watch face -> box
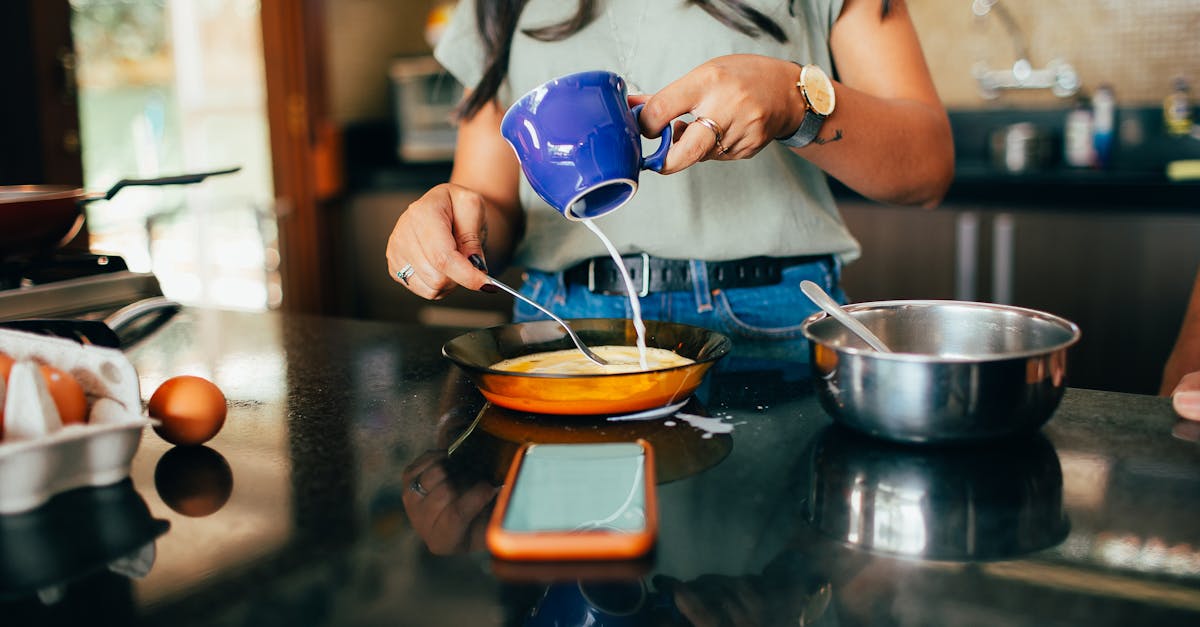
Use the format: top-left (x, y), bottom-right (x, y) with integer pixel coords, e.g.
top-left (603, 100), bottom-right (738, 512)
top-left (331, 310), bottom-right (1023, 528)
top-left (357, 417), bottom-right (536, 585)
top-left (801, 65), bottom-right (835, 116)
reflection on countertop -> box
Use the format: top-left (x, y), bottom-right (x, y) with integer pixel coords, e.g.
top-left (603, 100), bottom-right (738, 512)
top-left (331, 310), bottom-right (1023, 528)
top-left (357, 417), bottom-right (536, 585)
top-left (805, 427), bottom-right (1069, 562)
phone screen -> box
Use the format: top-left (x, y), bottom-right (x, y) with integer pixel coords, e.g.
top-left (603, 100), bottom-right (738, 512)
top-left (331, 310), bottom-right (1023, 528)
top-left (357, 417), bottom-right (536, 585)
top-left (502, 442), bottom-right (647, 533)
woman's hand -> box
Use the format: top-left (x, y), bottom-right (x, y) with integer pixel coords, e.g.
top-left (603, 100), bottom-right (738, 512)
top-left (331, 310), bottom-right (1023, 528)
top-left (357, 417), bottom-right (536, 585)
top-left (386, 183), bottom-right (495, 300)
top-left (1172, 372), bottom-right (1200, 420)
top-left (636, 54), bottom-right (807, 173)
top-left (385, 95), bottom-right (522, 300)
top-left (1162, 267), bottom-right (1200, 420)
top-left (402, 450), bottom-right (498, 555)
top-left (639, 0), bottom-right (954, 208)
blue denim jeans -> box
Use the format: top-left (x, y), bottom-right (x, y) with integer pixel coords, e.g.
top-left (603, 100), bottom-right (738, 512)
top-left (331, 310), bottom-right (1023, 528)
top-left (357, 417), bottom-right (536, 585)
top-left (512, 257), bottom-right (846, 367)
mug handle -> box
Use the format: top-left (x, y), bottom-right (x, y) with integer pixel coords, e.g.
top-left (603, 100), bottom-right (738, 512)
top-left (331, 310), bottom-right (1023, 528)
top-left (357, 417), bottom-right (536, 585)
top-left (631, 104), bottom-right (672, 173)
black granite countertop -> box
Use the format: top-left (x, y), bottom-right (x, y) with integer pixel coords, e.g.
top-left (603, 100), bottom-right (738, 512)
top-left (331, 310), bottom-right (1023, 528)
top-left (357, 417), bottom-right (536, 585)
top-left (4, 309), bottom-right (1198, 626)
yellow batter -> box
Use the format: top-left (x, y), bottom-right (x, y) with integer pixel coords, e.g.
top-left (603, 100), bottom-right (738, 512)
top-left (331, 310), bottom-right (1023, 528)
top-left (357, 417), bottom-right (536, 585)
top-left (491, 346), bottom-right (693, 375)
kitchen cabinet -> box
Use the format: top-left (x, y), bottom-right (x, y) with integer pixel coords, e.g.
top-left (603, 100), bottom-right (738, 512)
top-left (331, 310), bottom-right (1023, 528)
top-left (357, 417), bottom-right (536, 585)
top-left (839, 200), bottom-right (1200, 395)
top-left (1001, 209), bottom-right (1200, 394)
top-left (839, 200), bottom-right (961, 301)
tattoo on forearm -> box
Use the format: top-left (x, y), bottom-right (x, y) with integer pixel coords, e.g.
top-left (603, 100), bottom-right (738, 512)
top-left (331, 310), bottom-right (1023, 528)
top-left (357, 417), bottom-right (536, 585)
top-left (813, 129), bottom-right (844, 145)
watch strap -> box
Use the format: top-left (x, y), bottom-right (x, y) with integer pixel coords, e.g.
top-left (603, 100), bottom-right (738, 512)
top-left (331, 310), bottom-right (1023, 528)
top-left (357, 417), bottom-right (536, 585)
top-left (778, 110), bottom-right (826, 148)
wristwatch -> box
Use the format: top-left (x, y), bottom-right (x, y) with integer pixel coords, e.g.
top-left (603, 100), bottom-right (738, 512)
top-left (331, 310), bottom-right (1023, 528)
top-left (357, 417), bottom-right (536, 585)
top-left (778, 63), bottom-right (836, 148)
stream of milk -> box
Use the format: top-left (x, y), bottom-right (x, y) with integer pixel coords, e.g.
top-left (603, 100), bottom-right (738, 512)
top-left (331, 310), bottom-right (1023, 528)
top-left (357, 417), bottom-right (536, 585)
top-left (582, 218), bottom-right (649, 369)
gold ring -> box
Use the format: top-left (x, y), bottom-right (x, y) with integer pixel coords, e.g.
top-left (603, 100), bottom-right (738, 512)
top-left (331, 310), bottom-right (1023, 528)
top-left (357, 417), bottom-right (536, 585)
top-left (694, 116), bottom-right (728, 155)
top-left (396, 263), bottom-right (415, 285)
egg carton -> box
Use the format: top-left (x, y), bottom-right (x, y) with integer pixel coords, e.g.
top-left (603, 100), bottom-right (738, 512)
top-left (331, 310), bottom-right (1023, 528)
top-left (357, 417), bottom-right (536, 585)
top-left (0, 328), bottom-right (154, 514)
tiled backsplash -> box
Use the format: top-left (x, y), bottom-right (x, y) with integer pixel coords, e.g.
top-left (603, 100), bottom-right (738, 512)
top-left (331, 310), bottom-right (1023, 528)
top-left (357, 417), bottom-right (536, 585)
top-left (910, 0), bottom-right (1199, 108)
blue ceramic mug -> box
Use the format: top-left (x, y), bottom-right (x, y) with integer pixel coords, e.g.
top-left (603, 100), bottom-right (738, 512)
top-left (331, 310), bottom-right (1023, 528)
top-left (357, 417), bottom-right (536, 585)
top-left (501, 71), bottom-right (673, 220)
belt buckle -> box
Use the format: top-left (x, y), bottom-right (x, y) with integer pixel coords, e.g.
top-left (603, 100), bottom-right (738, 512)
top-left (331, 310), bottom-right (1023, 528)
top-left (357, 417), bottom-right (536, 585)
top-left (586, 253), bottom-right (652, 297)
top-left (637, 252), bottom-right (650, 297)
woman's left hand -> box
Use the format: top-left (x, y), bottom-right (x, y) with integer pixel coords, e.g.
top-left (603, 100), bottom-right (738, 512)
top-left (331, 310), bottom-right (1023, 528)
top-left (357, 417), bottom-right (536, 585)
top-left (1172, 371), bottom-right (1200, 420)
top-left (636, 54), bottom-right (805, 174)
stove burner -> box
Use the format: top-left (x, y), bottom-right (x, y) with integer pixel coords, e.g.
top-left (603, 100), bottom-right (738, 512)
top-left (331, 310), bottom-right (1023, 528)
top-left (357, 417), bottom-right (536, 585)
top-left (0, 254), bottom-right (129, 290)
top-left (0, 254), bottom-right (163, 322)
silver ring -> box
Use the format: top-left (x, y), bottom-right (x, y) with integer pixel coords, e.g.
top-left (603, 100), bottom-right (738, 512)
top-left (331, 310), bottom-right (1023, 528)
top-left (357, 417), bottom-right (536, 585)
top-left (396, 263), bottom-right (415, 285)
top-left (409, 476), bottom-right (429, 496)
top-left (694, 116), bottom-right (728, 155)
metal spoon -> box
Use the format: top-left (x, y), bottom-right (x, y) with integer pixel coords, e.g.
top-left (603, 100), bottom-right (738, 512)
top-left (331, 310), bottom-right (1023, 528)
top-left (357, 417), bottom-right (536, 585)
top-left (800, 280), bottom-right (893, 353)
top-left (483, 275), bottom-right (611, 366)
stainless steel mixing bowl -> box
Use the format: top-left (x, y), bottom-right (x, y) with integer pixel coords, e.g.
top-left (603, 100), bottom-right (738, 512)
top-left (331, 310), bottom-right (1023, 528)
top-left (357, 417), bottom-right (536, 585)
top-left (801, 300), bottom-right (1081, 443)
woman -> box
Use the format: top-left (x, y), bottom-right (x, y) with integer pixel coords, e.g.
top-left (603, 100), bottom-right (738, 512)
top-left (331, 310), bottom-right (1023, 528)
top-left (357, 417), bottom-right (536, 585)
top-left (1163, 266), bottom-right (1200, 420)
top-left (386, 0), bottom-right (952, 353)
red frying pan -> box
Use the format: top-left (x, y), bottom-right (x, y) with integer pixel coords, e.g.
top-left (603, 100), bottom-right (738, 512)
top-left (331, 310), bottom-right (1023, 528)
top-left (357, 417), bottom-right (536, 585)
top-left (0, 166), bottom-right (240, 259)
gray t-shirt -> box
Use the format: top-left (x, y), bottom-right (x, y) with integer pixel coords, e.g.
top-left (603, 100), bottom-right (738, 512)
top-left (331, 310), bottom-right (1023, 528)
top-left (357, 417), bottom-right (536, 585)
top-left (435, 0), bottom-right (861, 273)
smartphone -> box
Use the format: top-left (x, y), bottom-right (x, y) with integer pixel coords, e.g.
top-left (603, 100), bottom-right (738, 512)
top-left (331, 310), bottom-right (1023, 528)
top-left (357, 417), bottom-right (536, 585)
top-left (487, 440), bottom-right (657, 561)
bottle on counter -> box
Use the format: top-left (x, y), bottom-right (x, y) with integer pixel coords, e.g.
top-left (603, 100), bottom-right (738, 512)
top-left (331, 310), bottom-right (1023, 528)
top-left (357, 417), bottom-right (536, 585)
top-left (1164, 76), bottom-right (1193, 137)
top-left (1092, 84), bottom-right (1116, 168)
top-left (1064, 95), bottom-right (1095, 168)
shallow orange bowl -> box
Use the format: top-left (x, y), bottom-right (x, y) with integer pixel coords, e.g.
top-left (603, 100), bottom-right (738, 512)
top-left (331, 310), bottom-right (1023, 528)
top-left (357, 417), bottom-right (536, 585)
top-left (442, 319), bottom-right (732, 415)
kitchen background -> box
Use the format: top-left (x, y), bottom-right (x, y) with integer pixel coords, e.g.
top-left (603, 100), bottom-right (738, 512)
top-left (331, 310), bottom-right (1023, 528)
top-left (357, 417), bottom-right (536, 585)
top-left (329, 0), bottom-right (1200, 396)
top-left (3, 0), bottom-right (1199, 395)
top-left (71, 0), bottom-right (278, 311)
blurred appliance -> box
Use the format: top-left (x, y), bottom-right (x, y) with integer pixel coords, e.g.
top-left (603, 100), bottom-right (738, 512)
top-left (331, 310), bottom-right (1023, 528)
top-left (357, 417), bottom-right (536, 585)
top-left (390, 56), bottom-right (462, 162)
top-left (0, 254), bottom-right (164, 322)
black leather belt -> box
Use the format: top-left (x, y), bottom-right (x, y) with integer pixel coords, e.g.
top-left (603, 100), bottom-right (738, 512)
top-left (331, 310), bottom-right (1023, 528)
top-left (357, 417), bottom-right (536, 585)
top-left (562, 254), bottom-right (830, 296)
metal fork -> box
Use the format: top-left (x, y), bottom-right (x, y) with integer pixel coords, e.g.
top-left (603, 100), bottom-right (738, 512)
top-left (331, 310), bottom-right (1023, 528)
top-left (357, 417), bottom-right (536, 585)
top-left (484, 276), bottom-right (610, 366)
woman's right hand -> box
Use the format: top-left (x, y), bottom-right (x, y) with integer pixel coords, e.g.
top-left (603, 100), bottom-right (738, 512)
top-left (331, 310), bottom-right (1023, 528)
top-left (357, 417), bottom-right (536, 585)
top-left (386, 182), bottom-right (495, 300)
top-left (386, 95), bottom-right (522, 300)
top-left (1172, 371), bottom-right (1200, 421)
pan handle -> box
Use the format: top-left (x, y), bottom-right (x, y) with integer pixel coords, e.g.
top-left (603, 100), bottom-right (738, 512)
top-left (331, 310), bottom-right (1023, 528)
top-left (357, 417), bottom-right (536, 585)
top-left (80, 166), bottom-right (242, 205)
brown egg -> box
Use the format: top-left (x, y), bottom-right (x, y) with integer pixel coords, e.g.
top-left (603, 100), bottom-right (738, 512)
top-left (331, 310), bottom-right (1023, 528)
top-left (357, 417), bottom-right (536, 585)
top-left (40, 364), bottom-right (88, 425)
top-left (1, 354), bottom-right (88, 431)
top-left (149, 375), bottom-right (227, 446)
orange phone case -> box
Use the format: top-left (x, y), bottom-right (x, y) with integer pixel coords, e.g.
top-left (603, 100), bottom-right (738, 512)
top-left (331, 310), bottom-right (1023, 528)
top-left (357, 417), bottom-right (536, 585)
top-left (486, 440), bottom-right (658, 562)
